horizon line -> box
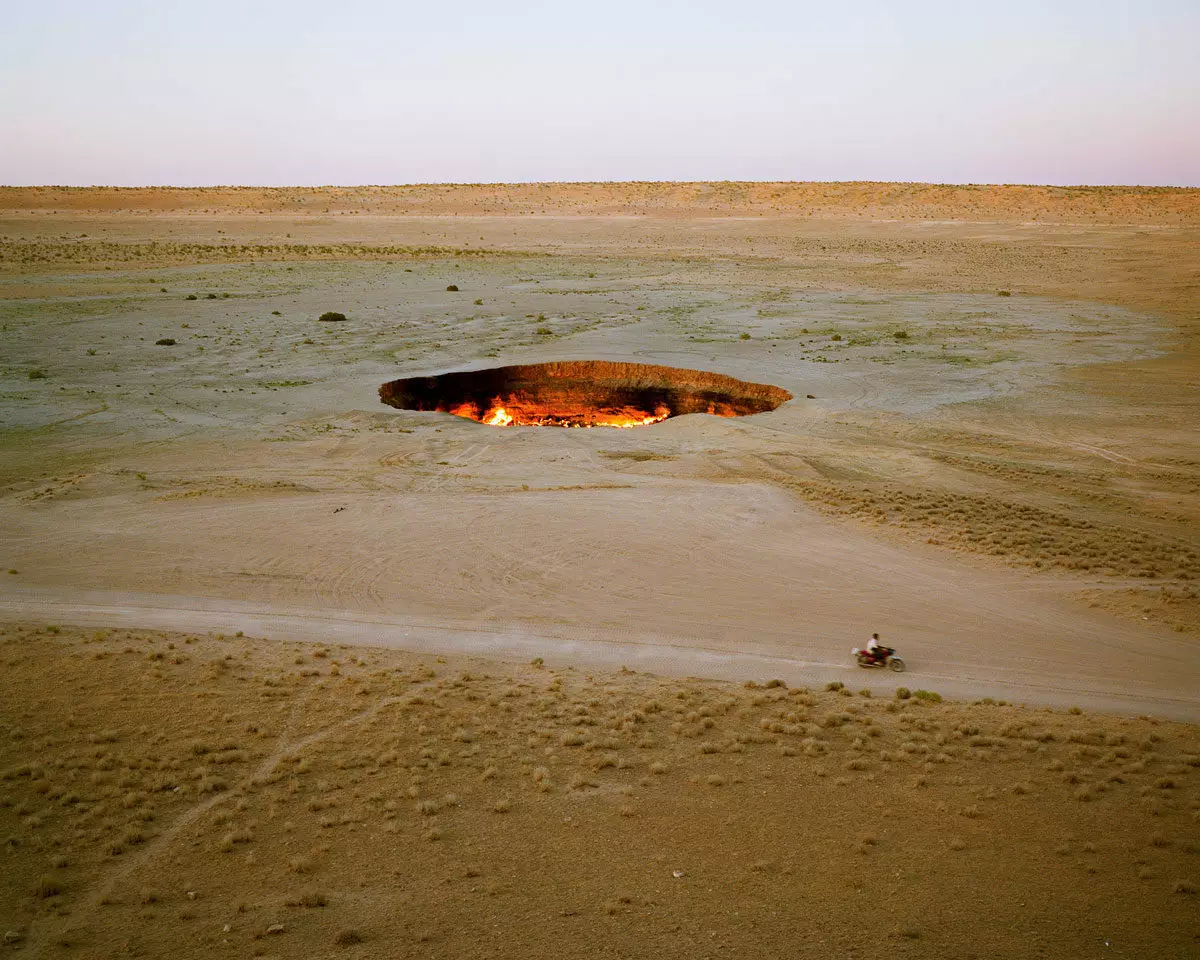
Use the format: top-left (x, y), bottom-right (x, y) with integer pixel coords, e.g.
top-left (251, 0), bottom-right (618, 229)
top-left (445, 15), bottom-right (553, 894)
top-left (3, 180), bottom-right (1198, 192)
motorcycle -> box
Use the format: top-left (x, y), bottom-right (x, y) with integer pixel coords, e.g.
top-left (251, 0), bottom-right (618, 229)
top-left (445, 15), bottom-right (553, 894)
top-left (852, 646), bottom-right (906, 672)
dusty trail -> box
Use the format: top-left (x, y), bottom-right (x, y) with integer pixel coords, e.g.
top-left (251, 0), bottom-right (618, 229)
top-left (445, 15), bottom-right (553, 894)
top-left (2, 582), bottom-right (1195, 721)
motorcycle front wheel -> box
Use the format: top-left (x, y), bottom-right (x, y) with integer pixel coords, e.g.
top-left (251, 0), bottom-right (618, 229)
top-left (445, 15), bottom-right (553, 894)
top-left (889, 657), bottom-right (906, 673)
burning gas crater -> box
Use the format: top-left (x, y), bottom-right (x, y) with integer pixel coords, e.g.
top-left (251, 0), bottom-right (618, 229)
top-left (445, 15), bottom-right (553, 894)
top-left (379, 361), bottom-right (792, 428)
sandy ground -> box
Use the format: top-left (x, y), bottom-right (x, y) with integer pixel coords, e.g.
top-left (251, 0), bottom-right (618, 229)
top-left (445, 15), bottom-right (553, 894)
top-left (2, 187), bottom-right (1198, 724)
top-left (1, 623), bottom-right (1197, 959)
top-left (1, 184), bottom-right (1199, 957)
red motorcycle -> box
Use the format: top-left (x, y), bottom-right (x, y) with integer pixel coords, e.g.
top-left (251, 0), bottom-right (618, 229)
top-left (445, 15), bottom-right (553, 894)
top-left (852, 646), bottom-right (906, 672)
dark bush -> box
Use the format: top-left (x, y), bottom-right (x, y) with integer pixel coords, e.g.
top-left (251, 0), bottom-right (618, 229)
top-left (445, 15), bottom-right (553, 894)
top-left (319, 312), bottom-right (347, 322)
top-left (446, 284), bottom-right (459, 292)
top-left (185, 294), bottom-right (197, 300)
top-left (155, 338), bottom-right (177, 346)
top-left (27, 369), bottom-right (48, 380)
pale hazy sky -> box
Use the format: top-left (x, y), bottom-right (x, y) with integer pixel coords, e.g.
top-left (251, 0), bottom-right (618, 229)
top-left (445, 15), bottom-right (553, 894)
top-left (2, 0), bottom-right (1197, 186)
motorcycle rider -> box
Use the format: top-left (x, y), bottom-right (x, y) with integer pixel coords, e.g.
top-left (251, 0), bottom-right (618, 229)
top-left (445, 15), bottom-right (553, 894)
top-left (866, 632), bottom-right (888, 665)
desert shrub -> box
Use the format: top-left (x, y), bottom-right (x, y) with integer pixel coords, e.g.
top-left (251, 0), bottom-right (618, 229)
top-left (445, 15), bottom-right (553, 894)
top-left (830, 333), bottom-right (842, 341)
top-left (895, 687), bottom-right (912, 700)
top-left (536, 327), bottom-right (553, 336)
top-left (335, 928), bottom-right (365, 946)
top-left (155, 338), bottom-right (176, 346)
top-left (739, 332), bottom-right (751, 340)
top-left (913, 690), bottom-right (942, 702)
top-left (893, 330), bottom-right (909, 340)
top-left (445, 284), bottom-right (459, 291)
top-left (27, 369), bottom-right (47, 380)
top-left (33, 875), bottom-right (62, 898)
top-left (205, 293), bottom-right (218, 299)
top-left (185, 294), bottom-right (197, 300)
top-left (825, 681), bottom-right (844, 692)
top-left (318, 311), bottom-right (347, 322)
top-left (997, 290), bottom-right (1012, 296)
top-left (289, 888), bottom-right (327, 908)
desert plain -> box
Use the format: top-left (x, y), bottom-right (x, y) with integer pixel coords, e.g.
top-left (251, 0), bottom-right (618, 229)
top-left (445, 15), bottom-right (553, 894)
top-left (0, 183), bottom-right (1197, 957)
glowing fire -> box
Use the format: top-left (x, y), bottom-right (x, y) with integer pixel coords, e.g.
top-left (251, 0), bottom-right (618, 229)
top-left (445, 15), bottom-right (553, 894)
top-left (447, 398), bottom-right (672, 428)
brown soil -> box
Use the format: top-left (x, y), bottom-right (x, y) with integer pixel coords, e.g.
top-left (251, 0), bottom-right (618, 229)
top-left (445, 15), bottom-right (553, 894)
top-left (1, 182), bottom-right (1198, 957)
top-left (3, 182), bottom-right (1197, 224)
top-left (1, 624), bottom-right (1197, 959)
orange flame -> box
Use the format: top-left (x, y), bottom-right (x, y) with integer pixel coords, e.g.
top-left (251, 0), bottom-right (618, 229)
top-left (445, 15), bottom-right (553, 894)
top-left (447, 397), bottom-right (672, 428)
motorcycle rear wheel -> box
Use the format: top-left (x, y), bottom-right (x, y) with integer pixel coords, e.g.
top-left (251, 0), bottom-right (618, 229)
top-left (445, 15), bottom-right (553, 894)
top-left (889, 657), bottom-right (906, 673)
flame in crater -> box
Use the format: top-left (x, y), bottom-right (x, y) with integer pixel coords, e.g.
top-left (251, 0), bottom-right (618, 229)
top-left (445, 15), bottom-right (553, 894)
top-left (449, 397), bottom-right (673, 428)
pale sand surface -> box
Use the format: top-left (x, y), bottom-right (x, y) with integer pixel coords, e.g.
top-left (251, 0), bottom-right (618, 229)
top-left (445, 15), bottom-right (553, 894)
top-left (1, 185), bottom-right (1199, 959)
top-left (1, 185), bottom-right (1197, 719)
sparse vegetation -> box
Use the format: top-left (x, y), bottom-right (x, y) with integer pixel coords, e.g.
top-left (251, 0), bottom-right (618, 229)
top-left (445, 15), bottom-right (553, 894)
top-left (0, 622), bottom-right (1192, 957)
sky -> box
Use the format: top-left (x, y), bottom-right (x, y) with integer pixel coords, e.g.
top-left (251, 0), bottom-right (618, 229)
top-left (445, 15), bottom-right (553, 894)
top-left (1, 0), bottom-right (1197, 187)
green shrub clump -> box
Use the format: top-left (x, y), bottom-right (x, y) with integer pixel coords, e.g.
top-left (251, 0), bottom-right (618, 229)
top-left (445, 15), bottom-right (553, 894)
top-left (155, 338), bottom-right (177, 346)
top-left (318, 311), bottom-right (347, 322)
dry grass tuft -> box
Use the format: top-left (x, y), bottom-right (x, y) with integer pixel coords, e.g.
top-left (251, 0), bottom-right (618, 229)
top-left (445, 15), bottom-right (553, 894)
top-left (334, 927), bottom-right (366, 946)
